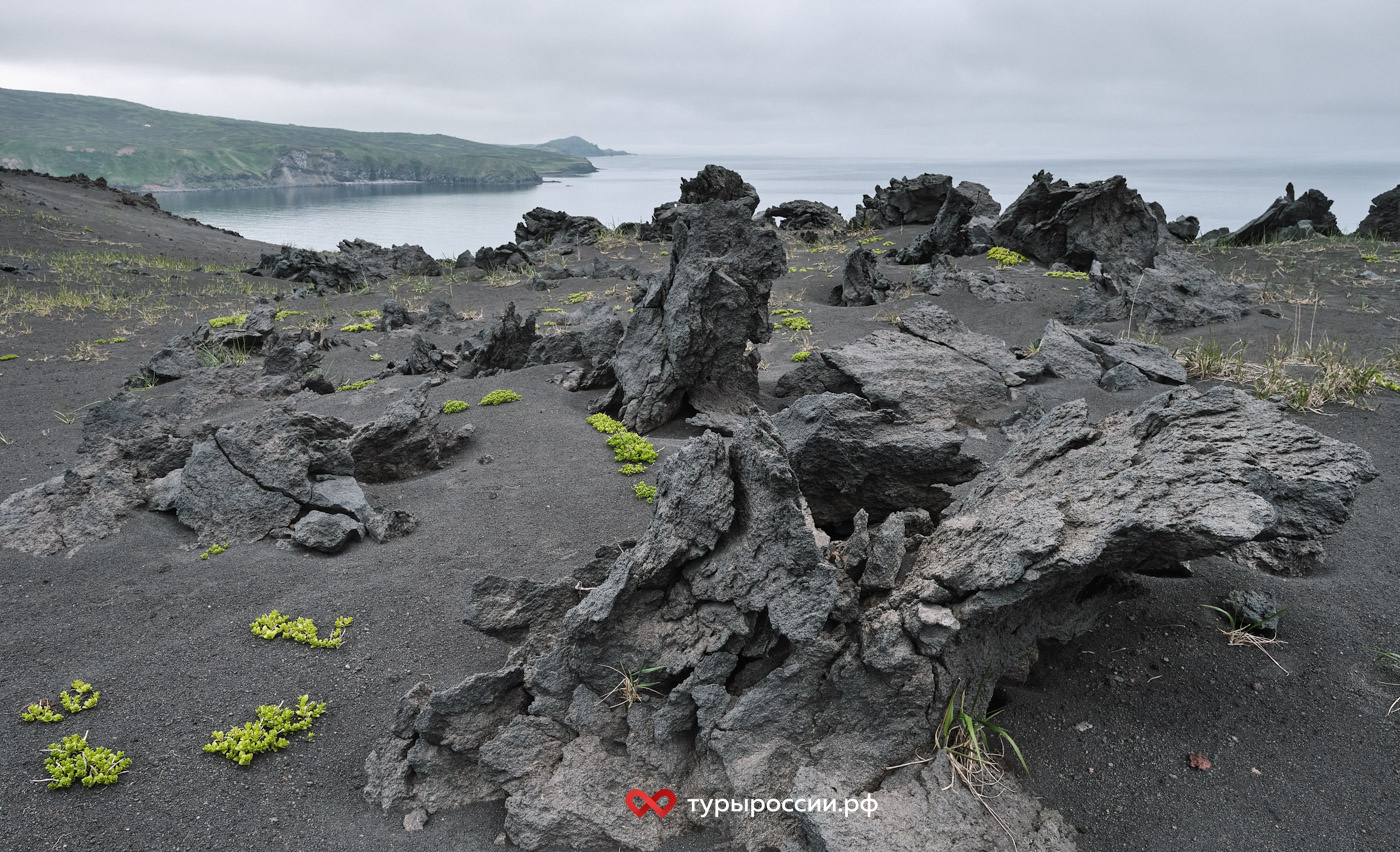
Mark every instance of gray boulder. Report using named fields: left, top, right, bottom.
left=348, top=382, right=473, bottom=483
left=1357, top=184, right=1400, bottom=239
left=514, top=207, right=605, bottom=251
left=991, top=171, right=1161, bottom=278
left=892, top=181, right=1001, bottom=262
left=1220, top=185, right=1340, bottom=245
left=851, top=173, right=953, bottom=229
left=835, top=246, right=890, bottom=306
left=245, top=238, right=441, bottom=292
left=456, top=302, right=539, bottom=378
left=292, top=510, right=365, bottom=553
left=472, top=243, right=531, bottom=272
left=762, top=199, right=843, bottom=230
left=364, top=388, right=1375, bottom=851
left=1073, top=250, right=1255, bottom=332
left=610, top=170, right=786, bottom=433
left=772, top=393, right=982, bottom=528
left=679, top=164, right=760, bottom=213
left=1166, top=215, right=1201, bottom=242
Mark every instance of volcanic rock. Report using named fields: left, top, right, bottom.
left=1357, top=184, right=1400, bottom=239
left=1221, top=185, right=1340, bottom=245
left=892, top=181, right=1001, bottom=262
left=610, top=170, right=786, bottom=433
left=762, top=199, right=843, bottom=231
left=1073, top=250, right=1255, bottom=331
left=472, top=243, right=532, bottom=272
left=1166, top=215, right=1201, bottom=242
left=991, top=172, right=1161, bottom=278
left=835, top=246, right=890, bottom=306
left=292, top=510, right=366, bottom=553
left=678, top=164, right=759, bottom=213
left=246, top=238, right=441, bottom=292
left=456, top=302, right=539, bottom=378
left=514, top=207, right=605, bottom=251
left=348, top=382, right=473, bottom=483
left=851, top=173, right=953, bottom=229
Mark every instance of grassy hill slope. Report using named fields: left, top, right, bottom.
left=0, top=88, right=595, bottom=191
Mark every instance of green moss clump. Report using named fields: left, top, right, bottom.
left=987, top=247, right=1028, bottom=266
left=21, top=701, right=63, bottom=723
left=561, top=291, right=593, bottom=304
left=274, top=309, right=307, bottom=320
left=93, top=337, right=128, bottom=344
left=339, top=322, right=374, bottom=333
left=59, top=679, right=100, bottom=713
left=791, top=351, right=812, bottom=362
left=780, top=316, right=811, bottom=332
left=586, top=413, right=627, bottom=434
left=618, top=463, right=648, bottom=475
left=199, top=542, right=228, bottom=560
left=42, top=733, right=130, bottom=789
left=479, top=389, right=523, bottom=406
left=204, top=695, right=326, bottom=766
left=208, top=314, right=247, bottom=328
left=607, top=431, right=659, bottom=464
left=0, top=354, right=17, bottom=361
left=355, top=310, right=381, bottom=318
left=771, top=308, right=804, bottom=317
left=369, top=353, right=382, bottom=361
left=633, top=481, right=658, bottom=503
left=1044, top=270, right=1090, bottom=280
left=442, top=400, right=470, bottom=414
left=336, top=379, right=376, bottom=392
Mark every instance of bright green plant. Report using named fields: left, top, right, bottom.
left=41, top=733, right=130, bottom=789
left=21, top=700, right=63, bottom=723
left=778, top=316, right=811, bottom=332
left=618, top=463, right=648, bottom=475
left=0, top=354, right=17, bottom=361
left=586, top=413, right=627, bottom=434
left=369, top=353, right=383, bottom=362
left=204, top=695, right=327, bottom=766
left=987, top=247, right=1028, bottom=266
left=1044, top=270, right=1089, bottom=280
left=771, top=308, right=804, bottom=317
left=339, top=322, right=374, bottom=333
left=274, top=309, right=307, bottom=321
left=936, top=684, right=1027, bottom=777
left=442, top=400, right=470, bottom=414
left=207, top=314, right=247, bottom=328
left=561, top=291, right=593, bottom=305
left=601, top=664, right=664, bottom=708
left=336, top=379, right=376, bottom=392
left=791, top=351, right=812, bottom=362
left=199, top=542, right=228, bottom=560
left=59, top=680, right=99, bottom=713
left=250, top=611, right=353, bottom=649
left=479, top=389, right=522, bottom=406
left=608, top=431, right=658, bottom=464
left=93, top=337, right=128, bottom=344
left=633, top=481, right=658, bottom=503
left=355, top=310, right=380, bottom=318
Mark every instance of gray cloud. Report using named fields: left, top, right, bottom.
left=2, top=0, right=1397, bottom=158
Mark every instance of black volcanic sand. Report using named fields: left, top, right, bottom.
left=2, top=168, right=1399, bottom=852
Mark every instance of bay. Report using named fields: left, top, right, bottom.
left=154, top=154, right=1400, bottom=259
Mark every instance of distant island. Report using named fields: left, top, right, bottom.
left=0, top=87, right=597, bottom=191
left=528, top=136, right=632, bottom=158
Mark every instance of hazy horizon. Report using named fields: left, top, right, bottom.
left=2, top=1, right=1397, bottom=164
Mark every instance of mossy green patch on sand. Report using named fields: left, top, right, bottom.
left=442, top=400, right=470, bottom=414
left=250, top=610, right=353, bottom=649
left=42, top=733, right=130, bottom=789
left=207, top=314, right=247, bottom=328
left=203, top=695, right=326, bottom=766
left=479, top=389, right=522, bottom=406
left=336, top=380, right=376, bottom=392
left=987, top=247, right=1028, bottom=266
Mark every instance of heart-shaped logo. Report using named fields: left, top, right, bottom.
left=625, top=788, right=676, bottom=819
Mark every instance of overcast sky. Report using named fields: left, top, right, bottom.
left=2, top=0, right=1397, bottom=161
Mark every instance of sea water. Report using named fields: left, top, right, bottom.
left=154, top=154, right=1400, bottom=259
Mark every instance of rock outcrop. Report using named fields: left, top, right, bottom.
left=1219, top=185, right=1340, bottom=245
left=246, top=239, right=442, bottom=291
left=1357, top=184, right=1400, bottom=239
left=455, top=302, right=540, bottom=378
left=1073, top=250, right=1256, bottom=331
left=364, top=387, right=1374, bottom=850
left=891, top=181, right=1001, bottom=262
left=514, top=207, right=605, bottom=251
left=761, top=199, right=843, bottom=231
left=990, top=172, right=1161, bottom=278
left=851, top=173, right=953, bottom=229
left=609, top=169, right=786, bottom=433
left=678, top=164, right=759, bottom=213
left=834, top=246, right=891, bottom=306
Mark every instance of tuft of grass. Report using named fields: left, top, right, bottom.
left=196, top=340, right=254, bottom=368
left=600, top=664, right=664, bottom=709
left=1201, top=604, right=1292, bottom=674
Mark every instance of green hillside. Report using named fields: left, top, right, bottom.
left=0, top=88, right=595, bottom=191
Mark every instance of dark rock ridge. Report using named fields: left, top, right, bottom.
left=1166, top=215, right=1200, bottom=242
left=761, top=199, right=844, bottom=231
left=851, top=173, right=953, bottom=228
left=1357, top=184, right=1400, bottom=239
left=0, top=308, right=461, bottom=556
left=459, top=243, right=531, bottom=273
left=890, top=181, right=1001, bottom=263
left=1073, top=250, right=1257, bottom=332
left=247, top=238, right=442, bottom=292
left=990, top=171, right=1161, bottom=278
left=608, top=168, right=786, bottom=433
left=1218, top=184, right=1340, bottom=245
left=514, top=207, right=605, bottom=252
left=364, top=386, right=1374, bottom=850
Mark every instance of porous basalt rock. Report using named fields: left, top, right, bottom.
left=609, top=169, right=786, bottom=433
left=348, top=382, right=474, bottom=483
left=762, top=199, right=843, bottom=231
left=891, top=181, right=1001, bottom=262
left=834, top=246, right=890, bottom=306
left=991, top=172, right=1161, bottom=278
left=514, top=207, right=605, bottom=251
left=245, top=238, right=441, bottom=292
left=1221, top=185, right=1340, bottom=245
left=364, top=388, right=1374, bottom=850
left=1166, top=215, right=1201, bottom=242
left=1357, top=184, right=1400, bottom=239
left=1073, top=250, right=1255, bottom=331
left=678, top=164, right=759, bottom=213
left=851, top=173, right=953, bottom=229
left=455, top=302, right=539, bottom=378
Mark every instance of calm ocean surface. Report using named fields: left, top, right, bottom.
left=155, top=155, right=1399, bottom=259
